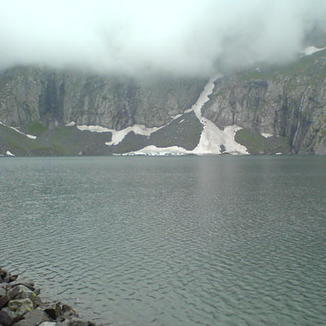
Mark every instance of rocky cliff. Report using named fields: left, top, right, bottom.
left=0, top=66, right=205, bottom=130
left=203, top=49, right=326, bottom=154
left=0, top=49, right=325, bottom=156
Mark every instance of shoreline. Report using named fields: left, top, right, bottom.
left=0, top=267, right=97, bottom=326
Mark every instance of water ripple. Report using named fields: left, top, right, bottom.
left=1, top=156, right=325, bottom=326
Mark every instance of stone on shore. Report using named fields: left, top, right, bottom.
left=0, top=267, right=98, bottom=326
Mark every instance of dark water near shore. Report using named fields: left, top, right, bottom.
left=1, top=156, right=325, bottom=326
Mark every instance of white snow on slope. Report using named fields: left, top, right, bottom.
left=127, top=76, right=248, bottom=156
left=261, top=132, right=273, bottom=138
left=71, top=75, right=248, bottom=156
left=76, top=125, right=111, bottom=133
left=189, top=76, right=248, bottom=155
left=0, top=121, right=37, bottom=139
left=124, top=145, right=190, bottom=156
left=189, top=76, right=218, bottom=119
left=6, top=150, right=15, bottom=156
left=73, top=79, right=221, bottom=149
left=193, top=123, right=247, bottom=155
left=73, top=112, right=187, bottom=146
left=72, top=122, right=160, bottom=146
left=9, top=126, right=37, bottom=139
left=302, top=46, right=326, bottom=56
left=105, top=125, right=160, bottom=146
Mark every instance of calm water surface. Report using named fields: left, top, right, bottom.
left=0, top=156, right=325, bottom=326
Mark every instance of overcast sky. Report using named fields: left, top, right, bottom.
left=1, top=0, right=326, bottom=76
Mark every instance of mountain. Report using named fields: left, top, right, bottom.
left=203, top=49, right=326, bottom=155
left=0, top=48, right=325, bottom=156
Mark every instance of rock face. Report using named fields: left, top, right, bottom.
left=0, top=49, right=325, bottom=155
left=202, top=51, right=326, bottom=154
left=0, top=66, right=205, bottom=130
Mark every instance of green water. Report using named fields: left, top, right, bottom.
left=1, top=156, right=325, bottom=325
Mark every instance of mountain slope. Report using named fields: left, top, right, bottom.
left=203, top=50, right=326, bottom=154
left=0, top=48, right=325, bottom=156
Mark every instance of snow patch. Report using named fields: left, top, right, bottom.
left=77, top=125, right=111, bottom=133
left=261, top=132, right=273, bottom=138
left=186, top=76, right=218, bottom=119
left=0, top=122, right=37, bottom=139
left=123, top=76, right=248, bottom=156
left=9, top=126, right=37, bottom=139
left=190, top=76, right=248, bottom=155
left=125, top=145, right=190, bottom=156
left=6, top=150, right=15, bottom=157
left=302, top=46, right=326, bottom=56
left=106, top=125, right=160, bottom=146
left=75, top=75, right=248, bottom=156
left=193, top=123, right=248, bottom=155
left=76, top=124, right=160, bottom=146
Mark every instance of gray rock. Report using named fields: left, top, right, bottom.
left=0, top=66, right=205, bottom=130
left=0, top=295, right=9, bottom=309
left=14, top=309, right=49, bottom=326
left=7, top=298, right=34, bottom=317
left=62, top=319, right=96, bottom=326
left=0, top=287, right=6, bottom=297
left=203, top=54, right=326, bottom=154
left=8, top=285, right=38, bottom=302
left=43, top=302, right=78, bottom=321
left=0, top=308, right=16, bottom=321
left=0, top=310, right=13, bottom=326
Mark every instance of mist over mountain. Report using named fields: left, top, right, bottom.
left=1, top=0, right=326, bottom=77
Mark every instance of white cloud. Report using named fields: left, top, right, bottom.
left=1, top=0, right=326, bottom=76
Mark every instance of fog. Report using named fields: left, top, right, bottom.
left=1, top=0, right=326, bottom=76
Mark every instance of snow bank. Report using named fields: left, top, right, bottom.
left=125, top=145, right=190, bottom=156
left=105, top=125, right=160, bottom=146
left=193, top=122, right=248, bottom=155
left=123, top=76, right=248, bottom=156
left=186, top=76, right=218, bottom=119
left=6, top=150, right=15, bottom=157
left=76, top=125, right=112, bottom=133
left=302, top=46, right=326, bottom=56
left=261, top=132, right=273, bottom=138
left=0, top=121, right=37, bottom=139
left=74, top=123, right=159, bottom=146
left=71, top=75, right=248, bottom=156
left=9, top=126, right=37, bottom=139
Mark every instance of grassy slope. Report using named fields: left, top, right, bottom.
left=235, top=129, right=290, bottom=154
left=0, top=124, right=113, bottom=156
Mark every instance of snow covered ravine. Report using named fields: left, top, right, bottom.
left=127, top=76, right=248, bottom=156
left=72, top=76, right=249, bottom=156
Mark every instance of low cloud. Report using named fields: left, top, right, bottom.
left=1, top=0, right=326, bottom=76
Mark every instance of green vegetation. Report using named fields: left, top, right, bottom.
left=24, top=121, right=48, bottom=136
left=235, top=129, right=291, bottom=154
left=0, top=124, right=61, bottom=156
left=110, top=112, right=203, bottom=154
left=0, top=124, right=113, bottom=156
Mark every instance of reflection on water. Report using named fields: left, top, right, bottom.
left=0, top=156, right=325, bottom=326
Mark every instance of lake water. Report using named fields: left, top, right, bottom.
left=1, top=156, right=325, bottom=326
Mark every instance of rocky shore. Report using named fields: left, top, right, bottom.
left=0, top=268, right=96, bottom=326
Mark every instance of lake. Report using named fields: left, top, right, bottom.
left=1, top=156, right=325, bottom=325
